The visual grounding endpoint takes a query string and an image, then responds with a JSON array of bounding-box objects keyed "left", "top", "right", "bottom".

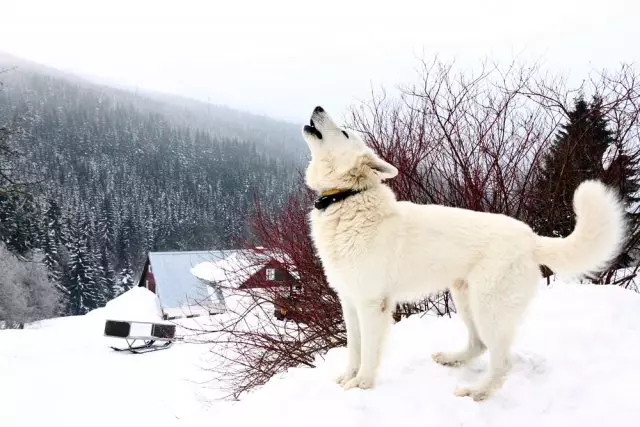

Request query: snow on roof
[
  {"left": 190, "top": 249, "right": 297, "bottom": 288},
  {"left": 148, "top": 250, "right": 236, "bottom": 311},
  {"left": 190, "top": 251, "right": 259, "bottom": 284}
]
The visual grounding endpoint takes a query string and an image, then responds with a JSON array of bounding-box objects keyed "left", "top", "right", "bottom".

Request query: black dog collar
[{"left": 314, "top": 189, "right": 361, "bottom": 210}]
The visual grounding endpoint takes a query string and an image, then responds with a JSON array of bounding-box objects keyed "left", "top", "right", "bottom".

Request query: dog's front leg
[
  {"left": 343, "top": 298, "right": 392, "bottom": 390},
  {"left": 336, "top": 297, "right": 361, "bottom": 386}
]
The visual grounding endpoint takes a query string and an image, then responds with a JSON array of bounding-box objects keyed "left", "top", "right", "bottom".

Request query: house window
[{"left": 266, "top": 268, "right": 276, "bottom": 281}]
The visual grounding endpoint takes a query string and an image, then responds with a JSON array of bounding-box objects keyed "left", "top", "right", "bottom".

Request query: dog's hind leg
[
  {"left": 432, "top": 280, "right": 486, "bottom": 366},
  {"left": 455, "top": 260, "right": 538, "bottom": 401},
  {"left": 343, "top": 297, "right": 393, "bottom": 390},
  {"left": 336, "top": 297, "right": 361, "bottom": 386}
]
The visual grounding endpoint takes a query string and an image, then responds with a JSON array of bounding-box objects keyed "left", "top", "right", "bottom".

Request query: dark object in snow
[
  {"left": 103, "top": 319, "right": 177, "bottom": 354},
  {"left": 273, "top": 293, "right": 309, "bottom": 324}
]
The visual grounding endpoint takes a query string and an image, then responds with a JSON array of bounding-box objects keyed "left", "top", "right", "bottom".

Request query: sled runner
[{"left": 103, "top": 319, "right": 177, "bottom": 354}]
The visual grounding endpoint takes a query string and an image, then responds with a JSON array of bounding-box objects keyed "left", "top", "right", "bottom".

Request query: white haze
[{"left": 1, "top": 0, "right": 639, "bottom": 123}]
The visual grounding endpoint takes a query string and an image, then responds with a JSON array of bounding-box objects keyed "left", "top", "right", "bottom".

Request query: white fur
[{"left": 302, "top": 107, "right": 627, "bottom": 401}]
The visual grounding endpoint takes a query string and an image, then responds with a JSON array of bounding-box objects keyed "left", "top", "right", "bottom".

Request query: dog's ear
[{"left": 365, "top": 153, "right": 398, "bottom": 180}]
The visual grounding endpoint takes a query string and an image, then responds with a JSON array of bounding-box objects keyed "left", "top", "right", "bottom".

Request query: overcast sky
[{"left": 1, "top": 0, "right": 639, "bottom": 123}]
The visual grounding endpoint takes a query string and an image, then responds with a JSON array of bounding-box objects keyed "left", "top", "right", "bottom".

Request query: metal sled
[{"left": 104, "top": 319, "right": 177, "bottom": 354}]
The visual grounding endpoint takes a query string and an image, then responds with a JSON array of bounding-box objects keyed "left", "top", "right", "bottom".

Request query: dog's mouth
[{"left": 303, "top": 118, "right": 323, "bottom": 140}]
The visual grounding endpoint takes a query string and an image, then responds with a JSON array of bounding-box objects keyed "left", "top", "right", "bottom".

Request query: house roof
[
  {"left": 148, "top": 250, "right": 237, "bottom": 310},
  {"left": 190, "top": 249, "right": 298, "bottom": 288},
  {"left": 190, "top": 250, "right": 270, "bottom": 288}
]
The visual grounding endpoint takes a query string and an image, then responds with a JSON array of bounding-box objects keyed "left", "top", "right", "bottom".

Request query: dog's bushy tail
[{"left": 533, "top": 180, "right": 627, "bottom": 279}]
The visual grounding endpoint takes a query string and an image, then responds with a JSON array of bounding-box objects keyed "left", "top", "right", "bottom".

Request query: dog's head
[{"left": 302, "top": 106, "right": 398, "bottom": 193}]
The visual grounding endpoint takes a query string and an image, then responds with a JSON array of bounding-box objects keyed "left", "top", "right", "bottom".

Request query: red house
[
  {"left": 138, "top": 249, "right": 300, "bottom": 320},
  {"left": 189, "top": 249, "right": 304, "bottom": 322}
]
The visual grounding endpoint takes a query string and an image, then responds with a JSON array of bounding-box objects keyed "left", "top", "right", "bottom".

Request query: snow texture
[
  {"left": 191, "top": 250, "right": 299, "bottom": 288},
  {"left": 221, "top": 282, "right": 640, "bottom": 427},
  {"left": 1, "top": 281, "right": 639, "bottom": 427},
  {"left": 100, "top": 286, "right": 165, "bottom": 323},
  {"left": 190, "top": 251, "right": 266, "bottom": 287}
]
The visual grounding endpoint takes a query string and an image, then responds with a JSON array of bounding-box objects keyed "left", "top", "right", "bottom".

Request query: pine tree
[
  {"left": 0, "top": 121, "right": 40, "bottom": 256},
  {"left": 530, "top": 96, "right": 639, "bottom": 271},
  {"left": 116, "top": 216, "right": 134, "bottom": 270},
  {"left": 117, "top": 256, "right": 135, "bottom": 296},
  {"left": 0, "top": 121, "right": 21, "bottom": 196},
  {"left": 95, "top": 245, "right": 116, "bottom": 304},
  {"left": 19, "top": 194, "right": 42, "bottom": 252},
  {"left": 96, "top": 197, "right": 116, "bottom": 254},
  {"left": 0, "top": 193, "right": 17, "bottom": 248},
  {"left": 41, "top": 200, "right": 64, "bottom": 284},
  {"left": 0, "top": 193, "right": 40, "bottom": 255},
  {"left": 65, "top": 219, "right": 100, "bottom": 315}
]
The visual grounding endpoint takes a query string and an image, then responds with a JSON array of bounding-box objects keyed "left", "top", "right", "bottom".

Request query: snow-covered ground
[
  {"left": 1, "top": 282, "right": 640, "bottom": 427},
  {"left": 0, "top": 288, "right": 226, "bottom": 427}
]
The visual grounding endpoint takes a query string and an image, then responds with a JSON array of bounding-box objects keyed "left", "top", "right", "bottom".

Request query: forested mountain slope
[{"left": 0, "top": 53, "right": 305, "bottom": 315}]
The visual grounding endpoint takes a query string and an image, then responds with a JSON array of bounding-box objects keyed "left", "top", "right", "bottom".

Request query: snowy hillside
[
  {"left": 0, "top": 57, "right": 303, "bottom": 317},
  {"left": 222, "top": 282, "right": 640, "bottom": 427},
  {"left": 1, "top": 282, "right": 639, "bottom": 427},
  {"left": 0, "top": 288, "right": 227, "bottom": 427}
]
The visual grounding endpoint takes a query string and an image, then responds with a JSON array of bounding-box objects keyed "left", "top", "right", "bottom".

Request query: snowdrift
[
  {"left": 1, "top": 282, "right": 639, "bottom": 427},
  {"left": 214, "top": 282, "right": 640, "bottom": 427},
  {"left": 98, "top": 285, "right": 165, "bottom": 322},
  {"left": 0, "top": 287, "right": 221, "bottom": 427}
]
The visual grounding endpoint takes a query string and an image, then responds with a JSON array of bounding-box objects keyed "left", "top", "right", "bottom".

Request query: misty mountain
[
  {"left": 0, "top": 53, "right": 306, "bottom": 315},
  {"left": 0, "top": 52, "right": 307, "bottom": 161}
]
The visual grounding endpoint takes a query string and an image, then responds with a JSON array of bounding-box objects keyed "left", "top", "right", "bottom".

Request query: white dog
[{"left": 302, "top": 106, "right": 626, "bottom": 401}]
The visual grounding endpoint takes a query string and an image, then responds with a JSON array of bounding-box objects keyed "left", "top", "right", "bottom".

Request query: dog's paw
[
  {"left": 335, "top": 368, "right": 358, "bottom": 386},
  {"left": 432, "top": 352, "right": 464, "bottom": 367},
  {"left": 342, "top": 375, "right": 375, "bottom": 390},
  {"left": 455, "top": 387, "right": 490, "bottom": 402}
]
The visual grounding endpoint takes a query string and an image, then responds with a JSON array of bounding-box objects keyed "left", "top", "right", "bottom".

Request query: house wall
[
  {"left": 146, "top": 269, "right": 157, "bottom": 293},
  {"left": 240, "top": 259, "right": 297, "bottom": 289},
  {"left": 138, "top": 259, "right": 157, "bottom": 293}
]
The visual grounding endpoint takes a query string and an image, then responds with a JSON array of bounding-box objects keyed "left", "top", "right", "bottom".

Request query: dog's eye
[{"left": 341, "top": 130, "right": 349, "bottom": 139}]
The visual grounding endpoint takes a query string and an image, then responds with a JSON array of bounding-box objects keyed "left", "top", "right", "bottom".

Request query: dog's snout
[{"left": 306, "top": 105, "right": 336, "bottom": 139}]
